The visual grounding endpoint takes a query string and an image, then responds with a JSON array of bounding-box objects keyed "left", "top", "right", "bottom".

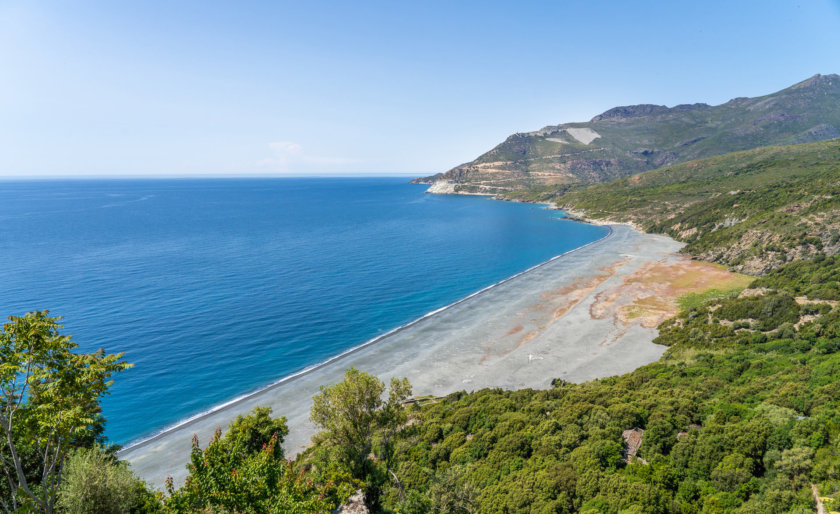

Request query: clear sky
[{"left": 1, "top": 1, "right": 839, "bottom": 177}]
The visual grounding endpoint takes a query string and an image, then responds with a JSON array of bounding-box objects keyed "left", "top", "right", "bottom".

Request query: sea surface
[{"left": 0, "top": 177, "right": 607, "bottom": 445}]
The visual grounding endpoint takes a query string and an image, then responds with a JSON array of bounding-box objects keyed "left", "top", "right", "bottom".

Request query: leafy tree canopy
[{"left": 0, "top": 311, "right": 130, "bottom": 513}]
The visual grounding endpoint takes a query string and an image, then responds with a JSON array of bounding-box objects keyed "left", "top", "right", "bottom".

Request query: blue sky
[{"left": 1, "top": 1, "right": 839, "bottom": 177}]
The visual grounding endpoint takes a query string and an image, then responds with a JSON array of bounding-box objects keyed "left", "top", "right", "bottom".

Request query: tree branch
[{"left": 0, "top": 409, "right": 46, "bottom": 510}]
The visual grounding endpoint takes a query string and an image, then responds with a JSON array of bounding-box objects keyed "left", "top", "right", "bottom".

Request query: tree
[
  {"left": 310, "top": 367, "right": 411, "bottom": 502},
  {"left": 221, "top": 406, "right": 289, "bottom": 459},
  {"left": 711, "top": 453, "right": 754, "bottom": 493},
  {"left": 429, "top": 466, "right": 478, "bottom": 514},
  {"left": 0, "top": 311, "right": 130, "bottom": 513},
  {"left": 57, "top": 446, "right": 149, "bottom": 514},
  {"left": 777, "top": 447, "right": 814, "bottom": 482},
  {"left": 166, "top": 407, "right": 352, "bottom": 512}
]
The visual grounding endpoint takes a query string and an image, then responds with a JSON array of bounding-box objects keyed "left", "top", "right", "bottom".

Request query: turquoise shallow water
[{"left": 0, "top": 177, "right": 607, "bottom": 445}]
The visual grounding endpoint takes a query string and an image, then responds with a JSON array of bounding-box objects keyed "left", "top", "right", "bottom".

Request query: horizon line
[{"left": 0, "top": 172, "right": 426, "bottom": 181}]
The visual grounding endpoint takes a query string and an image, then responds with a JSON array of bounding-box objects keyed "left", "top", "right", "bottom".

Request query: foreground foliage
[
  {"left": 57, "top": 446, "right": 159, "bottom": 514},
  {"left": 165, "top": 406, "right": 355, "bottom": 513},
  {"left": 161, "top": 369, "right": 414, "bottom": 512},
  {"left": 309, "top": 367, "right": 412, "bottom": 509},
  {"left": 0, "top": 311, "right": 132, "bottom": 513}
]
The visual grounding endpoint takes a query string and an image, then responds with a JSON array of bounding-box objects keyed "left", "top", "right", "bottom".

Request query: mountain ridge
[{"left": 415, "top": 73, "right": 840, "bottom": 193}]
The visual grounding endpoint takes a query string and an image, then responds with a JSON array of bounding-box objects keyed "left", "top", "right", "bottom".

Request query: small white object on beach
[{"left": 528, "top": 354, "right": 544, "bottom": 363}]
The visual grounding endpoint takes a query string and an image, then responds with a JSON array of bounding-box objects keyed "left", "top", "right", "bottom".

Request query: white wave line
[{"left": 119, "top": 223, "right": 614, "bottom": 454}]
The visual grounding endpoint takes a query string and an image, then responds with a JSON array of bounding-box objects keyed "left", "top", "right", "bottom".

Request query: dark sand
[{"left": 121, "top": 225, "right": 684, "bottom": 488}]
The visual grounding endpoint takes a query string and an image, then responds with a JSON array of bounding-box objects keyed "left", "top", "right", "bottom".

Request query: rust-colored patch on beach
[
  {"left": 621, "top": 296, "right": 675, "bottom": 328},
  {"left": 597, "top": 323, "right": 629, "bottom": 347},
  {"left": 505, "top": 325, "right": 524, "bottom": 337},
  {"left": 517, "top": 331, "right": 539, "bottom": 348},
  {"left": 590, "top": 289, "right": 621, "bottom": 320},
  {"left": 528, "top": 258, "right": 630, "bottom": 327},
  {"left": 476, "top": 257, "right": 631, "bottom": 365},
  {"left": 539, "top": 258, "right": 630, "bottom": 303},
  {"left": 473, "top": 254, "right": 747, "bottom": 366}
]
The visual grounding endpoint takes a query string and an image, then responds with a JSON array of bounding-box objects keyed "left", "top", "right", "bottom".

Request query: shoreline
[
  {"left": 119, "top": 221, "right": 615, "bottom": 456},
  {"left": 121, "top": 223, "right": 687, "bottom": 488},
  {"left": 560, "top": 207, "right": 645, "bottom": 232}
]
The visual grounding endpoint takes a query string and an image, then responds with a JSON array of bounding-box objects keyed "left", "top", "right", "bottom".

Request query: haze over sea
[{"left": 0, "top": 177, "right": 607, "bottom": 445}]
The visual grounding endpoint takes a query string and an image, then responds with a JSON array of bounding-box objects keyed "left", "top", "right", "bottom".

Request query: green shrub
[{"left": 57, "top": 447, "right": 144, "bottom": 514}]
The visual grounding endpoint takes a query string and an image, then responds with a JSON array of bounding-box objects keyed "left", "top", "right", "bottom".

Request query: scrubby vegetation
[
  {"left": 504, "top": 139, "right": 840, "bottom": 274},
  {"left": 368, "top": 254, "right": 840, "bottom": 512},
  {"left": 57, "top": 446, "right": 159, "bottom": 514},
  {"left": 751, "top": 254, "right": 840, "bottom": 301}
]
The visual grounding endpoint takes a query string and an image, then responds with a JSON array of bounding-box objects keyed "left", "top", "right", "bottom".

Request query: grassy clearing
[{"left": 677, "top": 273, "right": 754, "bottom": 311}]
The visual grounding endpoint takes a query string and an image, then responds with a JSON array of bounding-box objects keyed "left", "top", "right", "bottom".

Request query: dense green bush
[
  {"left": 752, "top": 255, "right": 840, "bottom": 300},
  {"left": 715, "top": 293, "right": 800, "bottom": 331},
  {"left": 57, "top": 446, "right": 156, "bottom": 514},
  {"left": 164, "top": 407, "right": 355, "bottom": 513}
]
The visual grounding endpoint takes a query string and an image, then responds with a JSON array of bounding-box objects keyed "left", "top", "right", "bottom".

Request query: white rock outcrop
[
  {"left": 426, "top": 181, "right": 457, "bottom": 194},
  {"left": 565, "top": 127, "right": 601, "bottom": 145}
]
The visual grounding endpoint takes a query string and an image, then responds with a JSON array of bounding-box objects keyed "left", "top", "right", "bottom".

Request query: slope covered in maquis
[{"left": 506, "top": 139, "right": 840, "bottom": 275}]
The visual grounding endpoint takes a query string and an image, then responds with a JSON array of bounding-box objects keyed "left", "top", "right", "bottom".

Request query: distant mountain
[
  {"left": 414, "top": 74, "right": 840, "bottom": 194},
  {"left": 518, "top": 139, "right": 840, "bottom": 274}
]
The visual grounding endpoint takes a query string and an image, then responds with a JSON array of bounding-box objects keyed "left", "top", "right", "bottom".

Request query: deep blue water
[{"left": 0, "top": 178, "right": 607, "bottom": 445}]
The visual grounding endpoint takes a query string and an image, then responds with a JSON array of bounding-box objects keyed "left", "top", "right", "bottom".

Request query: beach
[{"left": 121, "top": 224, "right": 742, "bottom": 488}]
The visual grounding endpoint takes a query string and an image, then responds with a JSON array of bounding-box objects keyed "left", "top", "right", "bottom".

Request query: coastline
[
  {"left": 118, "top": 223, "right": 615, "bottom": 456},
  {"left": 121, "top": 223, "right": 687, "bottom": 489},
  {"left": 560, "top": 207, "right": 645, "bottom": 233}
]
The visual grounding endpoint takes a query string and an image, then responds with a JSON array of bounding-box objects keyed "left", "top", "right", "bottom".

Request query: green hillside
[
  {"left": 507, "top": 139, "right": 840, "bottom": 274},
  {"left": 415, "top": 74, "right": 840, "bottom": 194},
  {"left": 372, "top": 256, "right": 840, "bottom": 512}
]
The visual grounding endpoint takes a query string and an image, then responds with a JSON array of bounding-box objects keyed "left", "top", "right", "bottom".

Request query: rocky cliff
[{"left": 414, "top": 74, "right": 840, "bottom": 194}]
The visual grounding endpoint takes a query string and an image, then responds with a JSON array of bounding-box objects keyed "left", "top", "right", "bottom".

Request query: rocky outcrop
[
  {"left": 333, "top": 490, "right": 369, "bottom": 514},
  {"left": 621, "top": 428, "right": 646, "bottom": 464},
  {"left": 590, "top": 104, "right": 671, "bottom": 121},
  {"left": 425, "top": 181, "right": 457, "bottom": 194}
]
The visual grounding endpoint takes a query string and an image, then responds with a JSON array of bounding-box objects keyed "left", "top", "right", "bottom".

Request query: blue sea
[{"left": 0, "top": 177, "right": 607, "bottom": 445}]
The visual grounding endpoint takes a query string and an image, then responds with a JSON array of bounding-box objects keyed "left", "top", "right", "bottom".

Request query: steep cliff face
[{"left": 414, "top": 74, "right": 840, "bottom": 194}]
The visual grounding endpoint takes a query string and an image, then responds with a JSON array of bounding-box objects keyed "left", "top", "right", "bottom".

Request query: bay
[{"left": 0, "top": 177, "right": 607, "bottom": 445}]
